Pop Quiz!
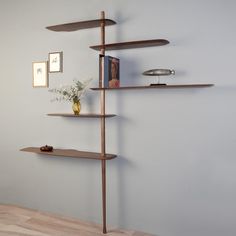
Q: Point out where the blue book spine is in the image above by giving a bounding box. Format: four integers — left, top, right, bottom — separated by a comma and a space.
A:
104, 56, 109, 88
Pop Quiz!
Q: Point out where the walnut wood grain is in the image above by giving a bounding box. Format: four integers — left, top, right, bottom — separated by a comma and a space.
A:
47, 113, 116, 118
20, 147, 117, 160
100, 11, 107, 235
91, 84, 214, 90
90, 39, 169, 51
46, 19, 116, 32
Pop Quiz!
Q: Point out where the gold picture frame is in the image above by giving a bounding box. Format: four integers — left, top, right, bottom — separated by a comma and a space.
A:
32, 61, 48, 87
48, 51, 63, 73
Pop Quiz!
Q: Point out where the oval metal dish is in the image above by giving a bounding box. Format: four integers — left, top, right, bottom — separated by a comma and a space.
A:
143, 69, 175, 76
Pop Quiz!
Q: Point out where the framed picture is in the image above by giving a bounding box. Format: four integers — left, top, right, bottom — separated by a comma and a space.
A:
48, 51, 63, 73
32, 61, 48, 87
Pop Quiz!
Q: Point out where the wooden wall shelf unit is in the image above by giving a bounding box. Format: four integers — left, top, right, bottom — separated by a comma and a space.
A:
20, 11, 213, 234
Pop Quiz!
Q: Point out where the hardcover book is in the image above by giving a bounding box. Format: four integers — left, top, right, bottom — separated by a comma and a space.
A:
99, 55, 120, 88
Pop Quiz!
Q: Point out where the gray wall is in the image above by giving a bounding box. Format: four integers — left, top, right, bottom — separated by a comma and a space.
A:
0, 0, 235, 235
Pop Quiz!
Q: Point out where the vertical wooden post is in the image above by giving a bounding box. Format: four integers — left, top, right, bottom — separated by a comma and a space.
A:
100, 11, 107, 234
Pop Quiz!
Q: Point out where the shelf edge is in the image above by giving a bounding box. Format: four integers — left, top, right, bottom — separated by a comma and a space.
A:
90, 39, 169, 51
90, 84, 214, 90
46, 19, 116, 32
47, 113, 116, 118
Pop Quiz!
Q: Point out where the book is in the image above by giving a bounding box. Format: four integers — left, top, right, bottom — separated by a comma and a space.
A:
99, 55, 120, 88
99, 54, 104, 88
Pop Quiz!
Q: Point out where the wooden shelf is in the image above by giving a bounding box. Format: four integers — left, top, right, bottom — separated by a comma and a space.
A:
20, 147, 117, 160
47, 113, 116, 118
90, 39, 169, 51
46, 19, 116, 32
91, 84, 214, 90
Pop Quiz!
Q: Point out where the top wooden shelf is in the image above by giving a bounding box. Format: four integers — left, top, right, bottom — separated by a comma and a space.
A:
90, 39, 169, 51
46, 19, 116, 32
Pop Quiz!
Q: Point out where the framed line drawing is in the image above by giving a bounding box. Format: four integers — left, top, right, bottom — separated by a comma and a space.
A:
32, 61, 48, 87
48, 51, 63, 73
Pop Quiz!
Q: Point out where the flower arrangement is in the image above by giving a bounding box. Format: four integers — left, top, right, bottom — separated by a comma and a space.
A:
49, 78, 92, 103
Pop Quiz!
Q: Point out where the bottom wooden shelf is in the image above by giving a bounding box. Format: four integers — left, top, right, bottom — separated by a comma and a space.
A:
20, 147, 117, 160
